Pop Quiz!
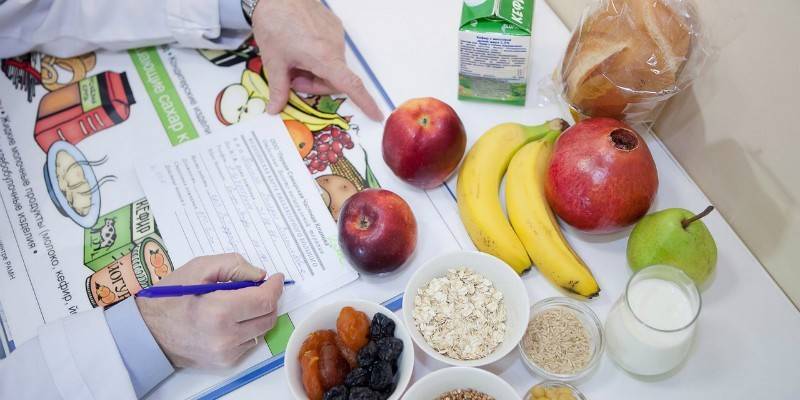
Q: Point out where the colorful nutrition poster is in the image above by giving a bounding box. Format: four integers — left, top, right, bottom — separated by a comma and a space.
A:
0, 36, 468, 397
0, 50, 177, 350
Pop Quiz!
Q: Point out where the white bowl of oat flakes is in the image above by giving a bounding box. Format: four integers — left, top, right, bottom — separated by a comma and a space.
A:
402, 251, 530, 367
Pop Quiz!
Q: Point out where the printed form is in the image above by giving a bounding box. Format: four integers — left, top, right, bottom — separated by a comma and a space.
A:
136, 115, 358, 312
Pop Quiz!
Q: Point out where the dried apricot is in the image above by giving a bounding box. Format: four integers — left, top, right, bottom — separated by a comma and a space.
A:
335, 334, 358, 368
300, 329, 337, 357
319, 342, 351, 390
300, 350, 324, 400
336, 307, 370, 352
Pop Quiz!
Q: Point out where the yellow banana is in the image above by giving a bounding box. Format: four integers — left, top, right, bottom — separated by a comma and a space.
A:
260, 69, 350, 126
457, 119, 568, 274
281, 103, 349, 131
242, 70, 269, 100
287, 90, 343, 121
506, 131, 600, 298
280, 112, 329, 132
244, 69, 349, 130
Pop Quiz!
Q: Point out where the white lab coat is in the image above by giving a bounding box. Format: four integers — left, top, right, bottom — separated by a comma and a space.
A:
0, 0, 249, 58
0, 308, 137, 399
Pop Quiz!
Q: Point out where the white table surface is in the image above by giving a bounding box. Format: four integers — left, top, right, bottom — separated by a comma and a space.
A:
227, 0, 800, 398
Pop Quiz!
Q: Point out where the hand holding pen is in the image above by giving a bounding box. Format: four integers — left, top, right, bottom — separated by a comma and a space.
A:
134, 253, 287, 368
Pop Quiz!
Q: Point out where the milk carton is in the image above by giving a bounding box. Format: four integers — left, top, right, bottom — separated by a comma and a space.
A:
458, 0, 534, 105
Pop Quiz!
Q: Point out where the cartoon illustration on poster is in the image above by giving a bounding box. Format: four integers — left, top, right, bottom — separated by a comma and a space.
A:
20, 57, 137, 228
201, 39, 381, 221
42, 140, 114, 228
1, 52, 98, 103
33, 69, 135, 151
83, 198, 174, 308
0, 49, 139, 227
198, 38, 259, 67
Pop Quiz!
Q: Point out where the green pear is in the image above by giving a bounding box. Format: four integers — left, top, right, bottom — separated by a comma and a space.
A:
627, 206, 717, 286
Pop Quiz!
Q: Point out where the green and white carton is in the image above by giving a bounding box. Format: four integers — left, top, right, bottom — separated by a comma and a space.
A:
458, 0, 534, 105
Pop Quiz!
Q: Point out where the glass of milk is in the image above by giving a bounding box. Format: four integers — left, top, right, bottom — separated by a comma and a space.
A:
605, 265, 701, 376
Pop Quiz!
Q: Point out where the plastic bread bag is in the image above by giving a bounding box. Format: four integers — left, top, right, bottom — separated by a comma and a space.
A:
554, 0, 711, 124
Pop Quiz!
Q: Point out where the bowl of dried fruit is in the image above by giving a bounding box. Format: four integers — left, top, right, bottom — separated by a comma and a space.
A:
401, 366, 521, 400
285, 299, 414, 400
402, 250, 530, 367
518, 297, 604, 382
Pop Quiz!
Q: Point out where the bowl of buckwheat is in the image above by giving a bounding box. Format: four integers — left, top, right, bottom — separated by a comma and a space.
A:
402, 250, 530, 367
402, 366, 521, 400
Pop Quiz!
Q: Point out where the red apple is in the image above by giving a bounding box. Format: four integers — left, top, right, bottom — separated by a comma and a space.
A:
545, 118, 658, 234
382, 97, 466, 189
338, 189, 417, 274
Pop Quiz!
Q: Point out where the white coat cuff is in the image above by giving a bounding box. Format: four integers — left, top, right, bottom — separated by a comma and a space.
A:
38, 307, 137, 400
167, 0, 250, 49
106, 297, 175, 398
220, 0, 251, 30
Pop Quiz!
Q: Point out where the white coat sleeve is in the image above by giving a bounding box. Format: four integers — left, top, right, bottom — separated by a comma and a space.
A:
0, 0, 251, 58
0, 308, 137, 400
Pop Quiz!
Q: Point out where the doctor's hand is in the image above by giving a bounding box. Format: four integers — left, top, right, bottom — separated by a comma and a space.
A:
135, 253, 284, 368
251, 0, 384, 121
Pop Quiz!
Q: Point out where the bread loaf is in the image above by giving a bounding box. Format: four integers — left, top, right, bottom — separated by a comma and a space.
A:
561, 0, 695, 121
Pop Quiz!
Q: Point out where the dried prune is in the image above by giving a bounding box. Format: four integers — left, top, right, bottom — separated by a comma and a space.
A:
369, 313, 395, 341
323, 385, 349, 400
301, 330, 338, 356
348, 387, 381, 400
337, 307, 370, 352
344, 367, 369, 387
376, 337, 403, 362
368, 361, 394, 392
356, 341, 378, 367
319, 342, 351, 390
379, 383, 396, 400
301, 350, 325, 400
335, 334, 359, 369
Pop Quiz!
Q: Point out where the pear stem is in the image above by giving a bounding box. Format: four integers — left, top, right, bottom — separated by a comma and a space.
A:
682, 206, 714, 229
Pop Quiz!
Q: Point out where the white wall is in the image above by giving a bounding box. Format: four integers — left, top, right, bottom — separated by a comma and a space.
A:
546, 0, 800, 307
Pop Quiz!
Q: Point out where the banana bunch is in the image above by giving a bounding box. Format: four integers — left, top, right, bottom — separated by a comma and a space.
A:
241, 70, 349, 131
457, 119, 600, 298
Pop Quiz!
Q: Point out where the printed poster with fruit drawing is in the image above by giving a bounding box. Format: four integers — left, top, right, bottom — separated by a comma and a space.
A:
0, 35, 468, 397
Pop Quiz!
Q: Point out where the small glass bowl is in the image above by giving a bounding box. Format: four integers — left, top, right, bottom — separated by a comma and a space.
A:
523, 381, 587, 400
518, 297, 604, 382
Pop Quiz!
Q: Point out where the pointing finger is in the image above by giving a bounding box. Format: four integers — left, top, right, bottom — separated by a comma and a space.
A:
313, 61, 383, 121
265, 60, 291, 115
291, 72, 336, 95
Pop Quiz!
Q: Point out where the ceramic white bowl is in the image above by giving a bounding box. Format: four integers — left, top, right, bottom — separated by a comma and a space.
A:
285, 299, 414, 400
402, 367, 521, 399
402, 251, 531, 367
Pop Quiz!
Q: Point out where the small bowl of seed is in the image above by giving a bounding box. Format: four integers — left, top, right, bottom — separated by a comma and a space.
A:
518, 297, 604, 382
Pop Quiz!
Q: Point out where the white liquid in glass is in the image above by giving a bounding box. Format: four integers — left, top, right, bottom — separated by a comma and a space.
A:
605, 278, 697, 375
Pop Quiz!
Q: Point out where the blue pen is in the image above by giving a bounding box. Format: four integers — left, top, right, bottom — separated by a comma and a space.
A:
136, 279, 295, 298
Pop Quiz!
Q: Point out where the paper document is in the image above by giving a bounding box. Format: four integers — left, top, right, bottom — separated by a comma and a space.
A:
137, 115, 357, 312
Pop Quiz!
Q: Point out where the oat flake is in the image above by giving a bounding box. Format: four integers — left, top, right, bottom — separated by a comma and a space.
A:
412, 268, 507, 360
